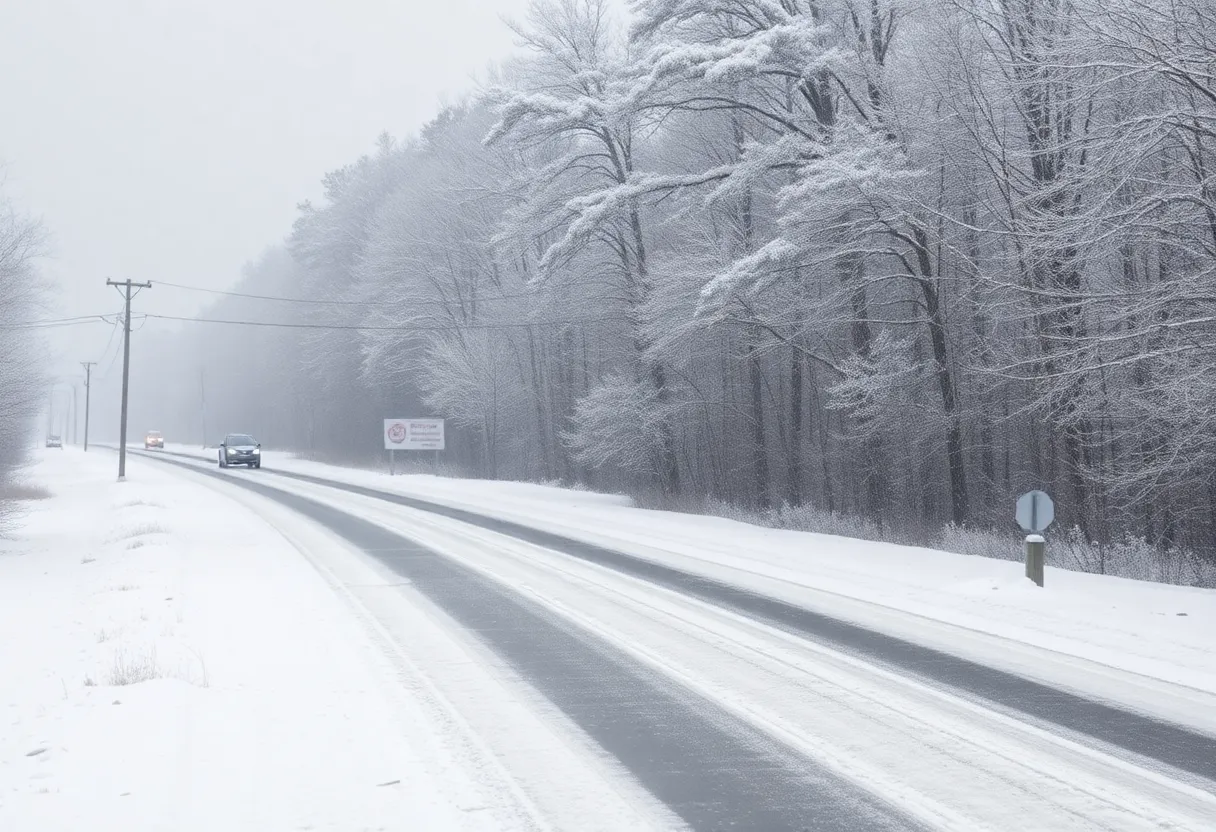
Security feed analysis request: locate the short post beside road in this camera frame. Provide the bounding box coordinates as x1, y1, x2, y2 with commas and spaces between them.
1024, 534, 1045, 587
1015, 489, 1055, 588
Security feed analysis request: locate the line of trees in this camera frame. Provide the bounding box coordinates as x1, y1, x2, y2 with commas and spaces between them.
0, 179, 48, 507
141, 0, 1216, 571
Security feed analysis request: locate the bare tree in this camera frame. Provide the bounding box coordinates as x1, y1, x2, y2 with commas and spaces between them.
0, 186, 49, 507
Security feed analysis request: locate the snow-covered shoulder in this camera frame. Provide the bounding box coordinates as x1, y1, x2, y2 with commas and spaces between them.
0, 448, 508, 831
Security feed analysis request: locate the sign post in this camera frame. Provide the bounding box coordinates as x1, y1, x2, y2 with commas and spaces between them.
1015, 490, 1055, 587
383, 418, 445, 475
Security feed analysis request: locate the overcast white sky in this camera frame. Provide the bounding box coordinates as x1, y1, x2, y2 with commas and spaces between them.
0, 0, 532, 379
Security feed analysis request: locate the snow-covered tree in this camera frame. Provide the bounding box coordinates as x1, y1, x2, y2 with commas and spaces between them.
486, 0, 684, 492
0, 187, 48, 502
129, 0, 1216, 579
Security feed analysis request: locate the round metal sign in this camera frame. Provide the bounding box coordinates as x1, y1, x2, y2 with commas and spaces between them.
1015, 490, 1055, 533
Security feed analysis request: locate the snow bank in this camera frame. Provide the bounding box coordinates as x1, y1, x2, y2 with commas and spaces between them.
0, 448, 520, 831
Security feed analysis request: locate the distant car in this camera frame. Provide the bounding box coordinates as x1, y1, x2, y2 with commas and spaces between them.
45, 435, 62, 449
218, 433, 261, 469
144, 430, 164, 449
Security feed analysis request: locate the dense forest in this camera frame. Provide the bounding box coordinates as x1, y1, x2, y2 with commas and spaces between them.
131, 0, 1216, 582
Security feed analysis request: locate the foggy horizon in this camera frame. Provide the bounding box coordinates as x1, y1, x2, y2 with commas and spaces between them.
1, 0, 534, 383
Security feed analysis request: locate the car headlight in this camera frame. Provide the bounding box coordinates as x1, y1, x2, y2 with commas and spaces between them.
252, 448, 260, 454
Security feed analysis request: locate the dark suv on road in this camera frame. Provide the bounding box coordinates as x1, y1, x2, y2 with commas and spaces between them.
218, 433, 261, 469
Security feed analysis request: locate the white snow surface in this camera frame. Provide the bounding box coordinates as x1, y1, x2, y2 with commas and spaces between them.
177, 444, 1216, 731
0, 448, 677, 832
200, 458, 1216, 831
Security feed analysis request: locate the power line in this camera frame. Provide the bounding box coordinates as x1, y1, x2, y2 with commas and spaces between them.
94, 304, 138, 381
95, 307, 124, 366
97, 316, 128, 381
153, 279, 549, 306
154, 280, 373, 306
0, 314, 116, 329
99, 339, 123, 380
142, 312, 619, 331
5, 303, 615, 335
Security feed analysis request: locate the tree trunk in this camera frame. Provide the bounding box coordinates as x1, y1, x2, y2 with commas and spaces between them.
911, 226, 970, 525
788, 343, 804, 506
748, 336, 771, 509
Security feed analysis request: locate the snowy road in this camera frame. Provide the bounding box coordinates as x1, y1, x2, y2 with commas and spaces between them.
133, 448, 1216, 831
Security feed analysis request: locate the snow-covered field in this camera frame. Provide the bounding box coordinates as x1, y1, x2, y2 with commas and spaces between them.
0, 448, 673, 832
174, 445, 1216, 726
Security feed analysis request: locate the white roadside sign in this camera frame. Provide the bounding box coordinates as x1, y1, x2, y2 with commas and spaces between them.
384, 418, 445, 451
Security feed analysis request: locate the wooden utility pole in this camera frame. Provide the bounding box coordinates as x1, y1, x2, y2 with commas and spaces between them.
70, 383, 78, 445
81, 362, 96, 451
107, 279, 151, 480
200, 367, 207, 449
